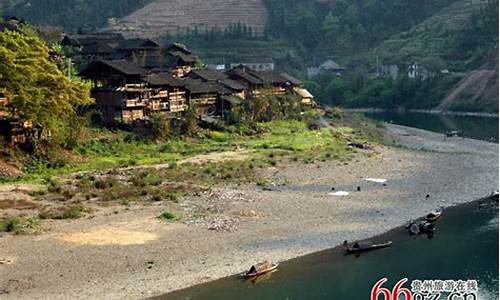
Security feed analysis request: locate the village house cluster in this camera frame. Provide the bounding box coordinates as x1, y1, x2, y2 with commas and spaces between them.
0, 25, 315, 144
64, 32, 314, 128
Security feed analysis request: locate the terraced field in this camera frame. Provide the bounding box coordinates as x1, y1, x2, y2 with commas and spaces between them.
109, 0, 267, 38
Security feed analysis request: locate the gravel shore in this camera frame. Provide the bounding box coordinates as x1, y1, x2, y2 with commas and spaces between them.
0, 124, 498, 300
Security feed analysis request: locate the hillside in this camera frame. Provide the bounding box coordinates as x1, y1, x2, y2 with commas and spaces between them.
3, 0, 498, 112
108, 0, 267, 38
1, 0, 154, 30
437, 68, 499, 112
372, 0, 495, 67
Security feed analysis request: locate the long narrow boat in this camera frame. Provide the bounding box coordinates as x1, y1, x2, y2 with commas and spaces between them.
344, 241, 392, 254
426, 209, 443, 222
242, 261, 279, 278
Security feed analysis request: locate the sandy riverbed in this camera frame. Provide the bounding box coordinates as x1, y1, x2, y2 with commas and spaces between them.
0, 124, 498, 300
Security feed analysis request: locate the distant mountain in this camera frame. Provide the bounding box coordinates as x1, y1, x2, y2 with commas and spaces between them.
372, 0, 498, 112
3, 0, 498, 112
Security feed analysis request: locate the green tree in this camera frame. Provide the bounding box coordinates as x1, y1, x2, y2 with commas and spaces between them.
322, 11, 341, 42
0, 26, 93, 147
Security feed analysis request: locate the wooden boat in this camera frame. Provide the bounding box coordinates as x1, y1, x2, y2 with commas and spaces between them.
409, 223, 420, 235
419, 221, 436, 234
344, 241, 392, 254
249, 268, 278, 284
426, 209, 442, 222
242, 261, 279, 278
445, 130, 462, 137
408, 221, 436, 235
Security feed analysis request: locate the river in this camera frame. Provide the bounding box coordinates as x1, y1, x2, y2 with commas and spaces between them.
361, 110, 499, 142
154, 199, 499, 300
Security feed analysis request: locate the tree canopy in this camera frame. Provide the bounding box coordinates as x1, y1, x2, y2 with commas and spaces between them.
0, 26, 93, 145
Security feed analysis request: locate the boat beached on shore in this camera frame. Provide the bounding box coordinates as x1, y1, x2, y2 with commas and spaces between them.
242, 261, 279, 278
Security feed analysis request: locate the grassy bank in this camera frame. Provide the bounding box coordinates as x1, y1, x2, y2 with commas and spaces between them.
4, 117, 380, 183
0, 115, 384, 232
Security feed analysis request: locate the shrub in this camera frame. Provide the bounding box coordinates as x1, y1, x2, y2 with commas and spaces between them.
0, 217, 41, 234
39, 205, 87, 219
158, 211, 178, 220
94, 177, 118, 189
131, 171, 163, 187
208, 131, 231, 142
256, 178, 272, 187
150, 113, 172, 141
0, 217, 21, 232
62, 206, 84, 219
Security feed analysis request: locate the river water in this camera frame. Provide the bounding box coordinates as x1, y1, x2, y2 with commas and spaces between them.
155, 199, 499, 300
362, 111, 499, 142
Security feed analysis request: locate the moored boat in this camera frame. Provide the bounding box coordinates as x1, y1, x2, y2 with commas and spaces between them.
419, 221, 436, 234
408, 220, 436, 235
409, 223, 420, 235
426, 209, 443, 222
242, 261, 279, 278
343, 240, 392, 254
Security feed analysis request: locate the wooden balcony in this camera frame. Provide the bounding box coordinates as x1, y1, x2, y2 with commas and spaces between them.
125, 99, 146, 108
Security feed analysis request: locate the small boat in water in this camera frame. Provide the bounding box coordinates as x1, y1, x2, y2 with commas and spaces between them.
445, 130, 462, 138
409, 223, 420, 235
344, 240, 392, 254
426, 209, 442, 222
419, 221, 436, 234
408, 221, 436, 235
242, 261, 279, 278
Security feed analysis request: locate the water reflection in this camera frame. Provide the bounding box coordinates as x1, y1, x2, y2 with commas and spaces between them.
363, 111, 499, 142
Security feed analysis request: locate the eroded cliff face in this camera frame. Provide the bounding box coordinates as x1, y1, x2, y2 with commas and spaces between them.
438, 55, 499, 113
107, 0, 267, 39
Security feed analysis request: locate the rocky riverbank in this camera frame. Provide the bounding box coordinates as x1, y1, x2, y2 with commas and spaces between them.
0, 124, 497, 300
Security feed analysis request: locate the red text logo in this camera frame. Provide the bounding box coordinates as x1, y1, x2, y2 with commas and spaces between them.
371, 278, 413, 300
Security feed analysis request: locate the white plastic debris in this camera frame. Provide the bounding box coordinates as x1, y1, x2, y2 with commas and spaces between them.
365, 178, 387, 183
328, 191, 350, 196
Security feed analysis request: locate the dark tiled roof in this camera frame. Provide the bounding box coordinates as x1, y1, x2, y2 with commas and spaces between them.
81, 60, 144, 77
169, 51, 197, 64
80, 42, 115, 55
103, 60, 143, 75
226, 66, 293, 85
182, 78, 221, 94
190, 69, 226, 81
118, 38, 160, 50
189, 70, 246, 91
226, 67, 263, 85
165, 43, 192, 54
145, 74, 184, 87
253, 71, 287, 84
280, 73, 302, 85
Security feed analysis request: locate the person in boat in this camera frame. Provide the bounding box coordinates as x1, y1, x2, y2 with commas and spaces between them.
344, 240, 361, 249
